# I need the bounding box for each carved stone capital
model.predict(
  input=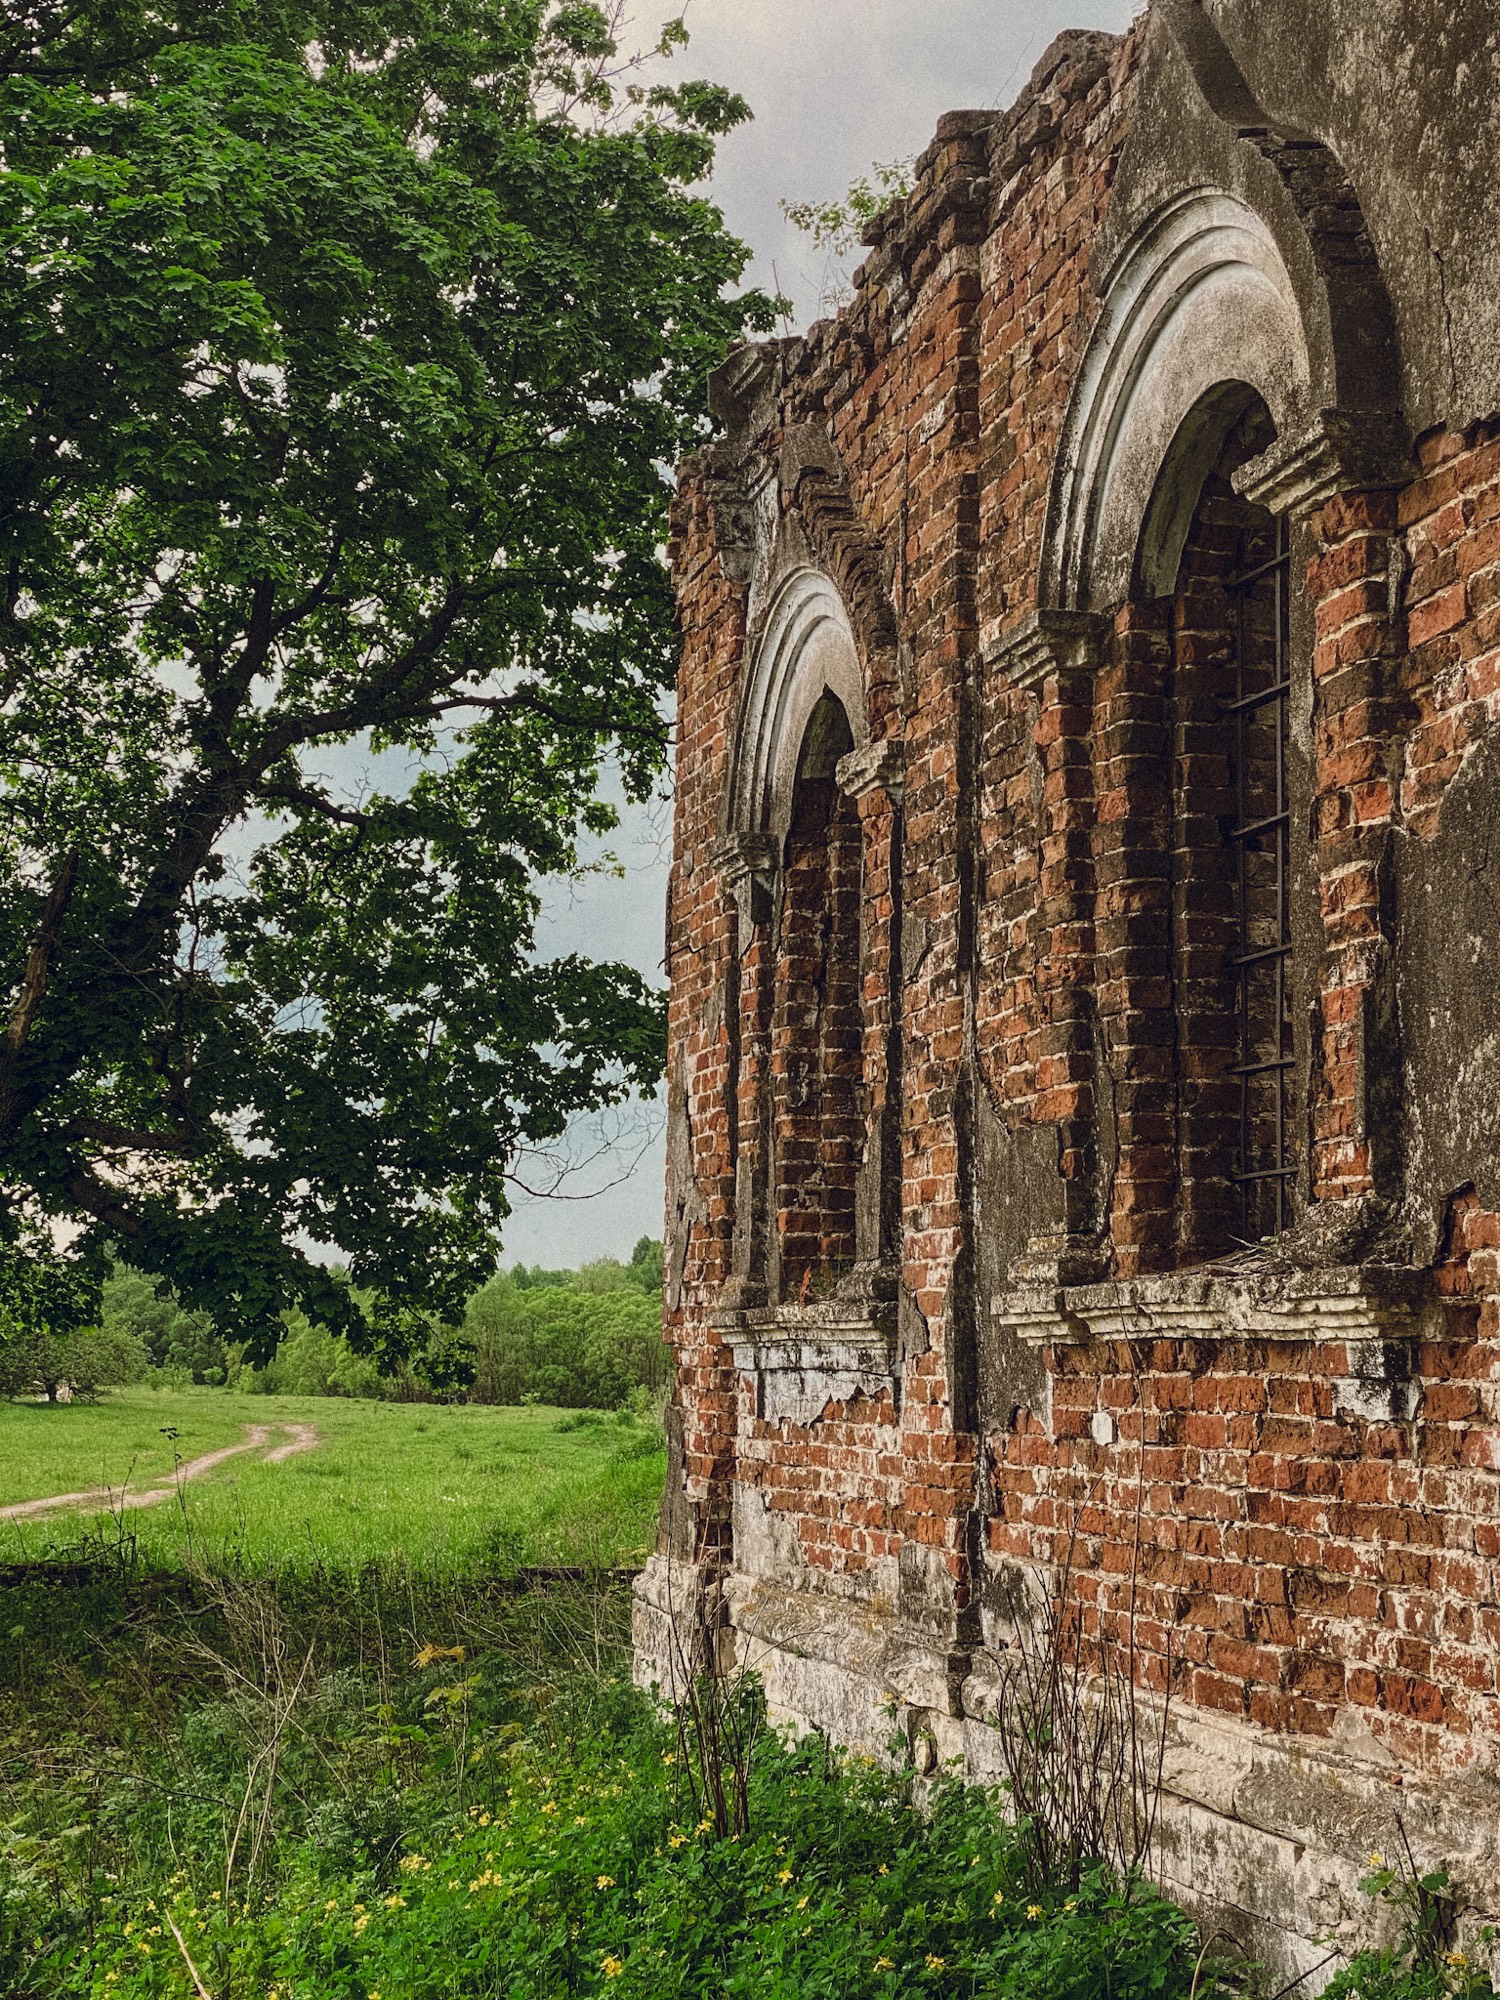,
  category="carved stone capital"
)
[1234,408,1413,516]
[708,830,779,886]
[709,831,779,944]
[983,609,1108,692]
[835,738,904,803]
[707,341,787,439]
